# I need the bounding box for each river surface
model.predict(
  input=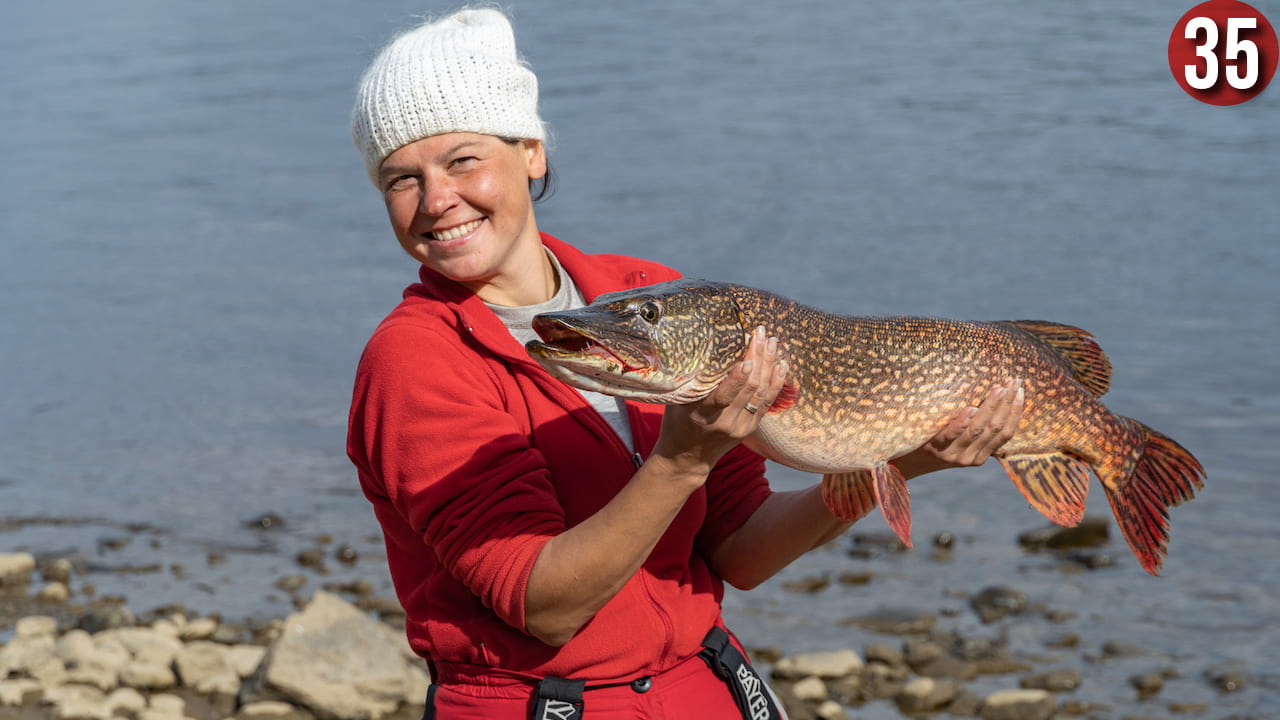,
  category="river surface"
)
[1,1,1277,716]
